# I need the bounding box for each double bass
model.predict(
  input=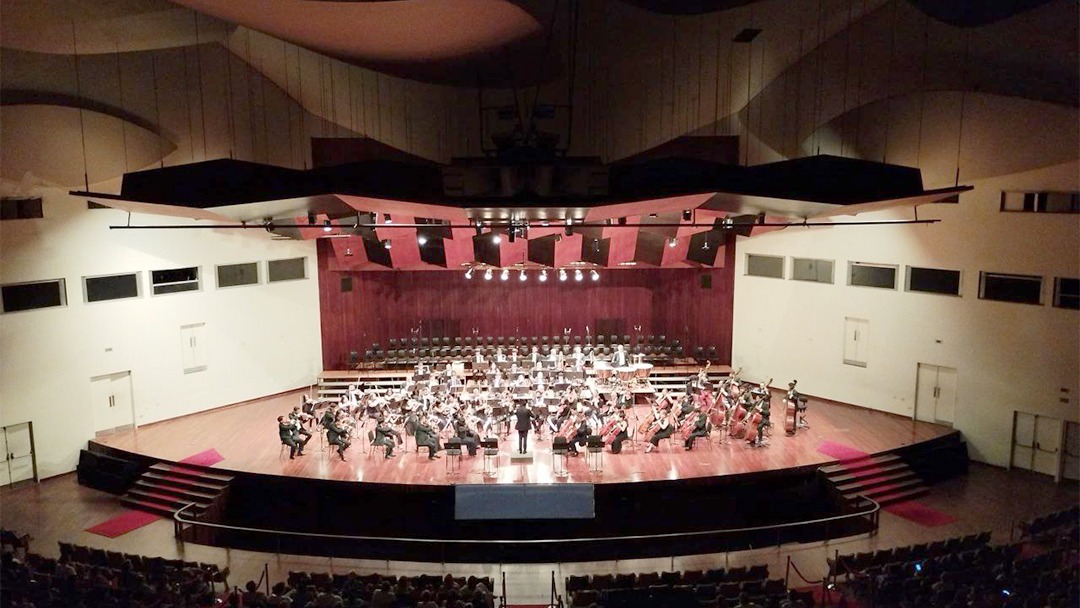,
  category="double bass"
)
[679,410,700,441]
